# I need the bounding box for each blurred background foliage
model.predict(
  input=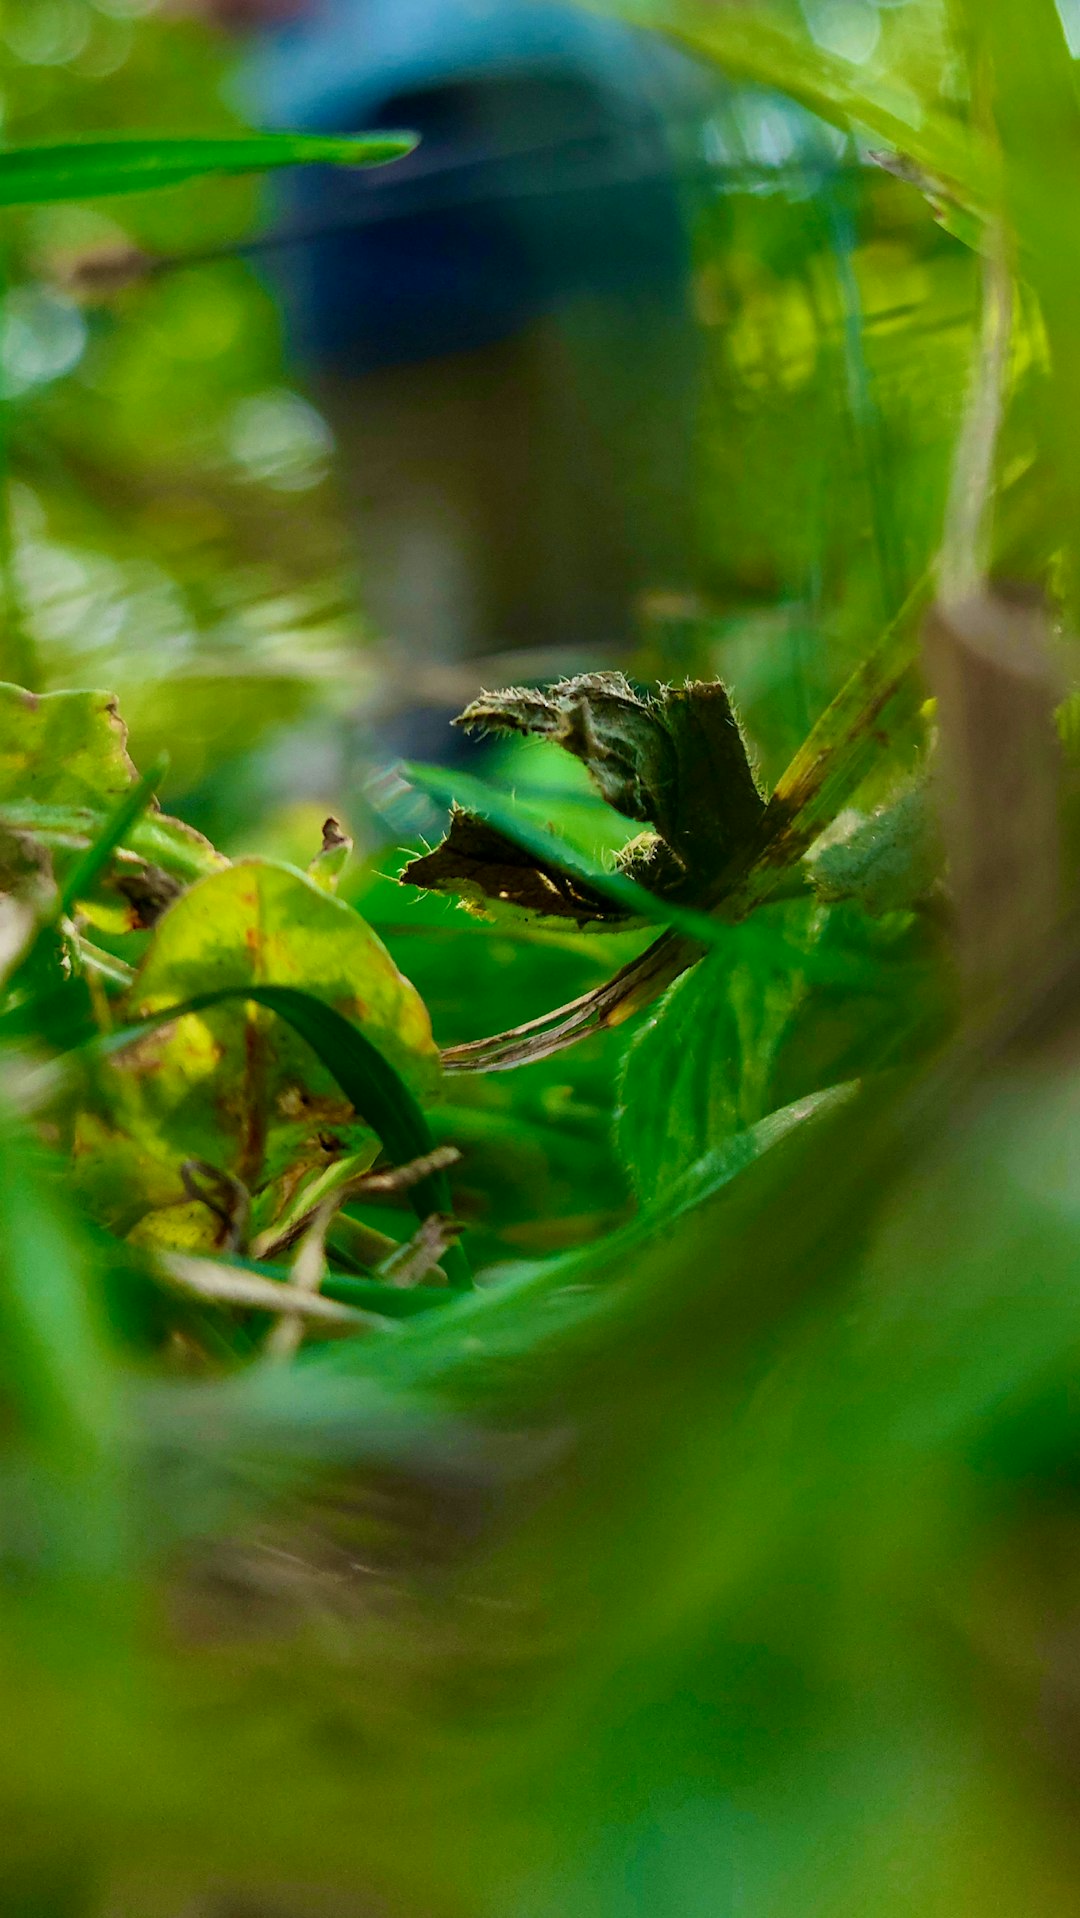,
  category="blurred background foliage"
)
[3,0,1080,1915]
[0,0,983,1265]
